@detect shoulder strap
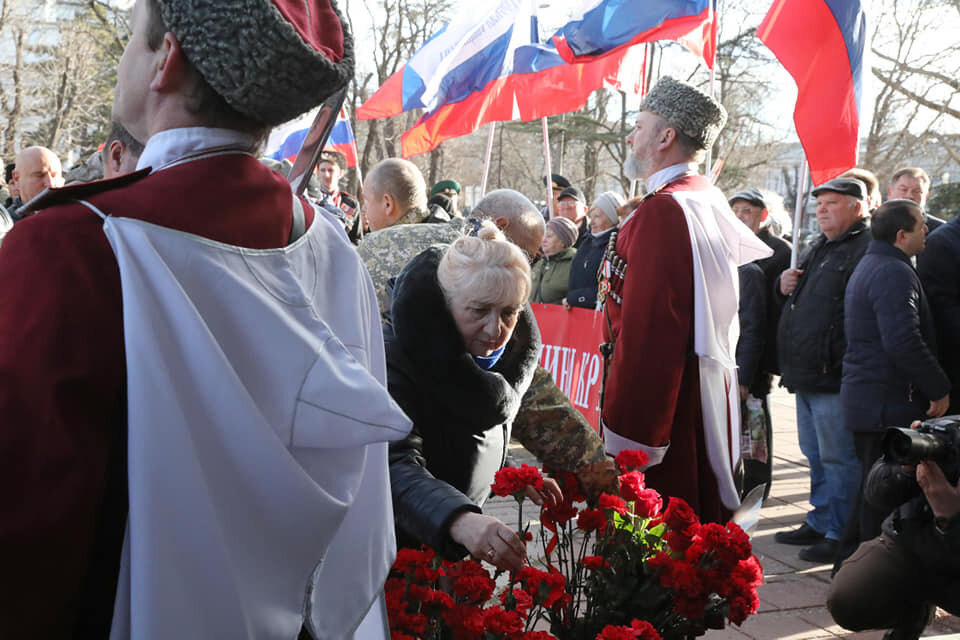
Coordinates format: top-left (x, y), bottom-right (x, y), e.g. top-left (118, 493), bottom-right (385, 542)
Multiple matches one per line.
top-left (76, 199), bottom-right (109, 220)
top-left (288, 196), bottom-right (306, 243)
top-left (19, 168), bottom-right (150, 217)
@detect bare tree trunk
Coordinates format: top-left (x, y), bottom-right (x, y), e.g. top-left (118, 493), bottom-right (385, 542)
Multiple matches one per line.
top-left (3, 28), bottom-right (25, 154)
top-left (427, 145), bottom-right (442, 187)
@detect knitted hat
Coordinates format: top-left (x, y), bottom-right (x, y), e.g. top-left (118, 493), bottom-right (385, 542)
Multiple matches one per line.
top-left (156, 0), bottom-right (355, 126)
top-left (592, 191), bottom-right (625, 224)
top-left (639, 76), bottom-right (727, 150)
top-left (547, 216), bottom-right (579, 248)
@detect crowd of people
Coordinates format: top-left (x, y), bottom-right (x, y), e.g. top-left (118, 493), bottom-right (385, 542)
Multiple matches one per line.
top-left (0, 0), bottom-right (958, 638)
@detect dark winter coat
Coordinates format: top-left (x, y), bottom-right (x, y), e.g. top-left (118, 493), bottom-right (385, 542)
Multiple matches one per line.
top-left (737, 262), bottom-right (768, 397)
top-left (755, 227), bottom-right (792, 375)
top-left (384, 247), bottom-right (541, 560)
top-left (842, 241), bottom-right (950, 432)
top-left (777, 218), bottom-right (870, 393)
top-left (918, 217), bottom-right (960, 413)
top-left (566, 226), bottom-right (615, 310)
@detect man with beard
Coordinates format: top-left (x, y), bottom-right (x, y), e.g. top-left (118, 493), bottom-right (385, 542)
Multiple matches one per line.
top-left (599, 77), bottom-right (771, 523)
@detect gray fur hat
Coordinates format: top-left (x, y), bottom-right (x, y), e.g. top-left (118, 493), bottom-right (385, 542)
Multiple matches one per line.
top-left (639, 76), bottom-right (727, 150)
top-left (157, 0), bottom-right (355, 126)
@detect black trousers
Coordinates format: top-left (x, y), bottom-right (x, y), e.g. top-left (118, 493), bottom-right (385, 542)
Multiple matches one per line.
top-left (828, 533), bottom-right (960, 631)
top-left (834, 431), bottom-right (890, 567)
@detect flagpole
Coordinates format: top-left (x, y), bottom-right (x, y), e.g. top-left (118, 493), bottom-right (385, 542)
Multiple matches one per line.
top-left (542, 117), bottom-right (554, 220)
top-left (480, 122), bottom-right (496, 197)
top-left (353, 159), bottom-right (365, 240)
top-left (705, 0), bottom-right (718, 172)
top-left (706, 64), bottom-right (716, 172)
top-left (790, 157), bottom-right (809, 269)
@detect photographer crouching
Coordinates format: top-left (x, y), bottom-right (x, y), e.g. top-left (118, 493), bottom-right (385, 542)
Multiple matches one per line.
top-left (828, 417), bottom-right (960, 639)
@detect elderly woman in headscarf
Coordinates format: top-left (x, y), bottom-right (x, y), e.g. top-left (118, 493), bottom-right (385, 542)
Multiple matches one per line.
top-left (530, 216), bottom-right (578, 305)
top-left (385, 222), bottom-right (563, 571)
top-left (565, 191), bottom-right (625, 310)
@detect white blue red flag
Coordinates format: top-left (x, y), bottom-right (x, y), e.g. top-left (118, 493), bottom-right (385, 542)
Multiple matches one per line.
top-left (551, 0), bottom-right (718, 69)
top-left (758, 0), bottom-right (866, 185)
top-left (265, 108), bottom-right (358, 167)
top-left (358, 0), bottom-right (646, 157)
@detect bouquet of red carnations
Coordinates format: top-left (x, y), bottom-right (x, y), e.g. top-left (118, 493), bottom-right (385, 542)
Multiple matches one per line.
top-left (386, 450), bottom-right (762, 640)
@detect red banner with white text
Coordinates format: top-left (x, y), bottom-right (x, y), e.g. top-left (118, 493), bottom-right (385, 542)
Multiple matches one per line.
top-left (530, 303), bottom-right (606, 431)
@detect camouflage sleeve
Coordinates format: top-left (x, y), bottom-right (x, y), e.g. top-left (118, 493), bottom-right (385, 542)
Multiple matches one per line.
top-left (513, 365), bottom-right (618, 498)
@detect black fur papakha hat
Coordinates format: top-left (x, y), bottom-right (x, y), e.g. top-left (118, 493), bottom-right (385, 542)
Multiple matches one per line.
top-left (157, 0), bottom-right (355, 126)
top-left (639, 76), bottom-right (727, 151)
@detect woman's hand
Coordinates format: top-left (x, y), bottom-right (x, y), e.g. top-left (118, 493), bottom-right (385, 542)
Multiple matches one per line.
top-left (524, 477), bottom-right (563, 507)
top-left (448, 512), bottom-right (526, 572)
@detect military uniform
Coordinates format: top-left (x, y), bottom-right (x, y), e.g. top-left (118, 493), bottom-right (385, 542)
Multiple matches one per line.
top-left (358, 217), bottom-right (617, 498)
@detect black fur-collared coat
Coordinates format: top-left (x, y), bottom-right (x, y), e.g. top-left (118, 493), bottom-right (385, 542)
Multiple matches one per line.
top-left (385, 246), bottom-right (541, 559)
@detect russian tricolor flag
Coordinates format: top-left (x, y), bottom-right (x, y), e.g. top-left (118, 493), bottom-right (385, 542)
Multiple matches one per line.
top-left (758, 0), bottom-right (866, 185)
top-left (264, 108), bottom-right (358, 167)
top-left (551, 0), bottom-right (718, 69)
top-left (358, 0), bottom-right (648, 157)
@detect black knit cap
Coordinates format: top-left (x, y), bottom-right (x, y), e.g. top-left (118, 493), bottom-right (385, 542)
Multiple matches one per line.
top-left (157, 0), bottom-right (355, 126)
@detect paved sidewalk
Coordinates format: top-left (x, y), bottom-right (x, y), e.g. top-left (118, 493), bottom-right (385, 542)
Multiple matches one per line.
top-left (483, 384), bottom-right (960, 639)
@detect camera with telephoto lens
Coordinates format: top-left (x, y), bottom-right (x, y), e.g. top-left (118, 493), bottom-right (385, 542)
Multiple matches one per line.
top-left (882, 415), bottom-right (960, 484)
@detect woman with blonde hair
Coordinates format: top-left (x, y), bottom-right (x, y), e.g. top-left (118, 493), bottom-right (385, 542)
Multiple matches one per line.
top-left (385, 222), bottom-right (561, 571)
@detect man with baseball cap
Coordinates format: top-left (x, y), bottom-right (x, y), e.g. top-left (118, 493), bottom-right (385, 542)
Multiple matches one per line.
top-left (599, 76), bottom-right (772, 523)
top-left (540, 172), bottom-right (571, 219)
top-left (0, 1), bottom-right (412, 638)
top-left (555, 185), bottom-right (589, 248)
top-left (774, 177), bottom-right (871, 563)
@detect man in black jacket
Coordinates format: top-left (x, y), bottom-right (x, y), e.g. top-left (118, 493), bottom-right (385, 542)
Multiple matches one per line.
top-left (839, 199), bottom-right (950, 556)
top-left (774, 177), bottom-right (871, 563)
top-left (918, 215), bottom-right (960, 414)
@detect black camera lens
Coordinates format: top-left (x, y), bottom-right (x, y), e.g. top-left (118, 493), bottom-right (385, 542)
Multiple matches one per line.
top-left (882, 427), bottom-right (946, 465)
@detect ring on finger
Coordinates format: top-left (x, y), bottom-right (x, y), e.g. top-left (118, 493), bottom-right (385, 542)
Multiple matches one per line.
top-left (487, 547), bottom-right (496, 560)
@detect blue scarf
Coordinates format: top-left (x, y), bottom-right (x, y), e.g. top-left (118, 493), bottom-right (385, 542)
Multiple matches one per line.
top-left (473, 345), bottom-right (505, 370)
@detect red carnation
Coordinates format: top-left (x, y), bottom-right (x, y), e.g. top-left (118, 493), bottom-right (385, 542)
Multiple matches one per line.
top-left (582, 555), bottom-right (606, 570)
top-left (500, 587), bottom-right (534, 615)
top-left (483, 606), bottom-right (525, 636)
top-left (451, 575), bottom-right (495, 602)
top-left (630, 619), bottom-right (662, 640)
top-left (393, 547), bottom-right (435, 574)
top-left (577, 508), bottom-right (609, 532)
top-left (542, 500), bottom-right (580, 527)
top-left (442, 603), bottom-right (485, 639)
top-left (492, 464), bottom-right (544, 497)
top-left (596, 625), bottom-right (639, 640)
top-left (614, 449), bottom-right (650, 471)
top-left (599, 493), bottom-right (629, 515)
top-left (420, 587), bottom-right (454, 612)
